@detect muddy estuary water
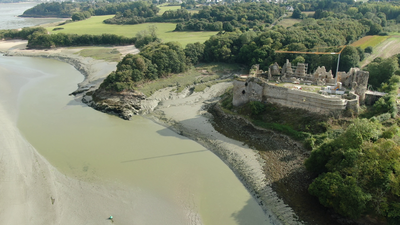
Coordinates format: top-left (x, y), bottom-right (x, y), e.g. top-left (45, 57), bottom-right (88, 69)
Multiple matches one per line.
top-left (0, 53), bottom-right (271, 224)
top-left (0, 3), bottom-right (274, 223)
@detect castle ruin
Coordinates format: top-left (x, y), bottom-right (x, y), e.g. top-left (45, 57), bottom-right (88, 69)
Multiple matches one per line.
top-left (233, 60), bottom-right (370, 115)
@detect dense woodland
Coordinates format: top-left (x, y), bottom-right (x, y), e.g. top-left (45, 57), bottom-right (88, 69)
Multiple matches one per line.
top-left (0, 27), bottom-right (136, 48)
top-left (305, 75), bottom-right (400, 224)
top-left (99, 41), bottom-right (194, 91)
top-left (20, 1), bottom-right (159, 20)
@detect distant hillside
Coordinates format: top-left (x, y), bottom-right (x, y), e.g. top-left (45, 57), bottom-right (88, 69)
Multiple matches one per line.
top-left (0, 0), bottom-right (33, 2)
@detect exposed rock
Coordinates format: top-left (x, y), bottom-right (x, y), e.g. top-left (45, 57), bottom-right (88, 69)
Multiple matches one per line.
top-left (90, 89), bottom-right (146, 120)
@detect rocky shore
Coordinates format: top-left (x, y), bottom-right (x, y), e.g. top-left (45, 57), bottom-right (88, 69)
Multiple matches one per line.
top-left (87, 89), bottom-right (146, 120)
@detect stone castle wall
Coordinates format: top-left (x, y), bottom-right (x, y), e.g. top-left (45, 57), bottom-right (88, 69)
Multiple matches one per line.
top-left (262, 84), bottom-right (347, 114)
top-left (233, 79), bottom-right (263, 106)
top-left (233, 79), bottom-right (350, 115)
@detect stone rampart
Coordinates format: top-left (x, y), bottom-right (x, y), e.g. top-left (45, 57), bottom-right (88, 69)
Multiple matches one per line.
top-left (263, 84), bottom-right (346, 114)
top-left (233, 79), bottom-right (349, 115)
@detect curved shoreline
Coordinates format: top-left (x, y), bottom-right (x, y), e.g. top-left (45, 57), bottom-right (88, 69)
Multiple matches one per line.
top-left (1, 41), bottom-right (302, 225)
top-left (141, 85), bottom-right (301, 225)
top-left (0, 54), bottom-right (186, 224)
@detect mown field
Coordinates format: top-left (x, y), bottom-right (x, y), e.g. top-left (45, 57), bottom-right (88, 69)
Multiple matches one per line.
top-left (47, 15), bottom-right (217, 46)
top-left (350, 35), bottom-right (389, 49)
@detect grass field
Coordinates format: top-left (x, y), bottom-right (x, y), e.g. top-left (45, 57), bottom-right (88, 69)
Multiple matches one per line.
top-left (74, 47), bottom-right (121, 62)
top-left (276, 11), bottom-right (314, 28)
top-left (277, 18), bottom-right (302, 28)
top-left (47, 15), bottom-right (217, 46)
top-left (157, 5), bottom-right (199, 15)
top-left (157, 5), bottom-right (181, 15)
top-left (138, 63), bottom-right (241, 96)
top-left (350, 35), bottom-right (389, 49)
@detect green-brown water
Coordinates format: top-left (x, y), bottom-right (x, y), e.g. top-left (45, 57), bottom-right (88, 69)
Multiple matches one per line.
top-left (0, 54), bottom-right (271, 225)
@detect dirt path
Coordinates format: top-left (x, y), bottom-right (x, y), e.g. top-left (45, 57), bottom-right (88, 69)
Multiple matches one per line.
top-left (360, 35), bottom-right (400, 68)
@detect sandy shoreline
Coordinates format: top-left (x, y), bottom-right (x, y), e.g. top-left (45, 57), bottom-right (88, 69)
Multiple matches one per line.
top-left (0, 40), bottom-right (300, 224)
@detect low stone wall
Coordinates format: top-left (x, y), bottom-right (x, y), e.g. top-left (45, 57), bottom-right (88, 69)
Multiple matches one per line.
top-left (263, 84), bottom-right (346, 114)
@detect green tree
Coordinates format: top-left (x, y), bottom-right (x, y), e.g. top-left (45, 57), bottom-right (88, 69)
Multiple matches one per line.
top-left (367, 57), bottom-right (399, 88)
top-left (339, 46), bottom-right (359, 72)
top-left (309, 172), bottom-right (371, 219)
top-left (223, 22), bottom-right (234, 32)
top-left (365, 46), bottom-right (373, 54)
top-left (292, 56), bottom-right (305, 65)
top-left (184, 42), bottom-right (205, 65)
top-left (292, 8), bottom-right (302, 19)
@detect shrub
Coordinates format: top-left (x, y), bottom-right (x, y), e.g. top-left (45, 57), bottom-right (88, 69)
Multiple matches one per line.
top-left (249, 101), bottom-right (265, 115)
top-left (365, 46), bottom-right (373, 54)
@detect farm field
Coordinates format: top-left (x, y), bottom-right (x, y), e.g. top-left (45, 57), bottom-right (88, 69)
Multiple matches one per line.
top-left (359, 34), bottom-right (400, 67)
top-left (350, 35), bottom-right (389, 49)
top-left (47, 15), bottom-right (217, 46)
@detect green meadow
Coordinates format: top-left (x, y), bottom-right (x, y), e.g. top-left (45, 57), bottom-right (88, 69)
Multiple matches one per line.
top-left (157, 5), bottom-right (181, 15)
top-left (350, 35), bottom-right (389, 49)
top-left (74, 47), bottom-right (122, 62)
top-left (47, 15), bottom-right (217, 46)
top-left (157, 5), bottom-right (199, 15)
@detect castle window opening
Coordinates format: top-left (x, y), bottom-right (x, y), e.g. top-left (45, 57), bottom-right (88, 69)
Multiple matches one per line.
top-left (245, 82), bottom-right (248, 86)
top-left (242, 90), bottom-right (246, 95)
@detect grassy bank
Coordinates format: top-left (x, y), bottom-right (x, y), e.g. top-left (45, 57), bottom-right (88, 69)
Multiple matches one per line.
top-left (47, 16), bottom-right (217, 46)
top-left (74, 47), bottom-right (121, 62)
top-left (138, 63), bottom-right (240, 96)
